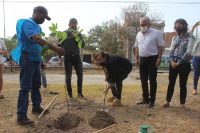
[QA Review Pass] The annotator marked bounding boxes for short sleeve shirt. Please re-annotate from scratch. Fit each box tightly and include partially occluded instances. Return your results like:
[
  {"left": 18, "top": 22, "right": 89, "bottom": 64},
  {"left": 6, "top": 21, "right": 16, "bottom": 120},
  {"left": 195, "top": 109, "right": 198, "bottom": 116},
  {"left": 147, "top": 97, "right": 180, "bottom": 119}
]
[
  {"left": 16, "top": 18, "right": 42, "bottom": 62},
  {"left": 0, "top": 39, "right": 7, "bottom": 64},
  {"left": 134, "top": 28, "right": 165, "bottom": 57}
]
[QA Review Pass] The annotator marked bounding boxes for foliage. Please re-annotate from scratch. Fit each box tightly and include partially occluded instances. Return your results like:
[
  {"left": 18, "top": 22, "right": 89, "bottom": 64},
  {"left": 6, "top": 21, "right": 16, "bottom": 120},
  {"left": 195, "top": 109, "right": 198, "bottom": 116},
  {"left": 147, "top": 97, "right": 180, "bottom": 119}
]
[
  {"left": 3, "top": 37, "right": 17, "bottom": 52},
  {"left": 49, "top": 23, "right": 67, "bottom": 44},
  {"left": 87, "top": 2, "right": 163, "bottom": 57},
  {"left": 40, "top": 23, "right": 67, "bottom": 57},
  {"left": 67, "top": 28, "right": 85, "bottom": 48}
]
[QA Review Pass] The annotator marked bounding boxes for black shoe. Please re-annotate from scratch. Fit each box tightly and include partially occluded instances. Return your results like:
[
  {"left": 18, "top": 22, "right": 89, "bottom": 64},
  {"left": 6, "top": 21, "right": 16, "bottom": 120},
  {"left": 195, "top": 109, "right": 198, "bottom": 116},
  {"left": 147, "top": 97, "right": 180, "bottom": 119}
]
[
  {"left": 137, "top": 101, "right": 149, "bottom": 105},
  {"left": 148, "top": 102, "right": 155, "bottom": 108},
  {"left": 17, "top": 117, "right": 34, "bottom": 125},
  {"left": 68, "top": 94, "right": 73, "bottom": 99},
  {"left": 78, "top": 93, "right": 84, "bottom": 98},
  {"left": 32, "top": 107, "right": 49, "bottom": 114}
]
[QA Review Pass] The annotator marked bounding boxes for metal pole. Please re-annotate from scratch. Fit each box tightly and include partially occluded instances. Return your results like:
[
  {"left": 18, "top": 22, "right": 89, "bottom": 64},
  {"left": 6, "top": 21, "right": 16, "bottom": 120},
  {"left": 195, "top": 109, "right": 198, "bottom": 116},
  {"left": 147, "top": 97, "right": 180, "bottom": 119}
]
[
  {"left": 64, "top": 85, "right": 70, "bottom": 119},
  {"left": 3, "top": 0, "right": 6, "bottom": 38}
]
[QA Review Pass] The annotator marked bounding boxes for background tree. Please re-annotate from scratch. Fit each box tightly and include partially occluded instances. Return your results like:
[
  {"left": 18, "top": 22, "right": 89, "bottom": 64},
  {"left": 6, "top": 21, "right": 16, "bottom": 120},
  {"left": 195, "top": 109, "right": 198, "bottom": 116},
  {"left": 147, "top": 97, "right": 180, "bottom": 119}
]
[{"left": 87, "top": 2, "right": 163, "bottom": 58}]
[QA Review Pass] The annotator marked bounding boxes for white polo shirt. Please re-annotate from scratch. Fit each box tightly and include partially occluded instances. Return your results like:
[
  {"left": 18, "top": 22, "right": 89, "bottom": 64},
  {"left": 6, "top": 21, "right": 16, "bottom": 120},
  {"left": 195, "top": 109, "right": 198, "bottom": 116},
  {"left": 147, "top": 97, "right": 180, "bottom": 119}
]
[
  {"left": 134, "top": 28, "right": 165, "bottom": 57},
  {"left": 0, "top": 39, "right": 7, "bottom": 64}
]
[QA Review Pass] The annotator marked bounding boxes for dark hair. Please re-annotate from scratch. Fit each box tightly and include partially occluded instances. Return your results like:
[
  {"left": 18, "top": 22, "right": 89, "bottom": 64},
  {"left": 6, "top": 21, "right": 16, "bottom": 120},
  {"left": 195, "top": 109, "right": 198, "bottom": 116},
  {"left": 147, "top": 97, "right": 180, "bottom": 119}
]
[
  {"left": 69, "top": 18, "right": 78, "bottom": 24},
  {"left": 174, "top": 18, "right": 188, "bottom": 33},
  {"left": 94, "top": 51, "right": 106, "bottom": 60},
  {"left": 33, "top": 6, "right": 51, "bottom": 20}
]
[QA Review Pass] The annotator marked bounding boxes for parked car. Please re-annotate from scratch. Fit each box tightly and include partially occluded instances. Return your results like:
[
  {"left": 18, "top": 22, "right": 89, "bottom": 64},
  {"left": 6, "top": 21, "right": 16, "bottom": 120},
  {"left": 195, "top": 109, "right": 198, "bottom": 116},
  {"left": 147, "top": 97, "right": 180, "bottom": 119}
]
[
  {"left": 48, "top": 56, "right": 64, "bottom": 66},
  {"left": 82, "top": 61, "right": 92, "bottom": 68},
  {"left": 48, "top": 56, "right": 92, "bottom": 68}
]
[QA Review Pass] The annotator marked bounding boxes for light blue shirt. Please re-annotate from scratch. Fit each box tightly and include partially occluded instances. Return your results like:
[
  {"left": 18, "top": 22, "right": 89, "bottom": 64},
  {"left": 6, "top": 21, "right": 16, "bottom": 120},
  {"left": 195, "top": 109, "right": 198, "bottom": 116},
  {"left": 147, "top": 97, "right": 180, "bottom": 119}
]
[{"left": 14, "top": 18, "right": 42, "bottom": 63}]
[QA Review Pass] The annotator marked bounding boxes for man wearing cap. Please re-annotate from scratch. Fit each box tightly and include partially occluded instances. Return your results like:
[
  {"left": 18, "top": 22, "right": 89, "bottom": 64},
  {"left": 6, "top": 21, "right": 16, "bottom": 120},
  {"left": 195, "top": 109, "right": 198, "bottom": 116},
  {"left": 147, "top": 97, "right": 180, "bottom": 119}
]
[
  {"left": 59, "top": 18, "right": 85, "bottom": 99},
  {"left": 15, "top": 6, "right": 63, "bottom": 125}
]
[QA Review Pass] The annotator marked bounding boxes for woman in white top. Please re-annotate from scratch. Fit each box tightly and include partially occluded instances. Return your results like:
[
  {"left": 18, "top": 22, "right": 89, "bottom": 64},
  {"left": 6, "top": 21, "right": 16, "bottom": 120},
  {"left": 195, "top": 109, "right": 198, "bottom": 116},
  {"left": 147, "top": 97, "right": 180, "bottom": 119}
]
[{"left": 0, "top": 39, "right": 9, "bottom": 99}]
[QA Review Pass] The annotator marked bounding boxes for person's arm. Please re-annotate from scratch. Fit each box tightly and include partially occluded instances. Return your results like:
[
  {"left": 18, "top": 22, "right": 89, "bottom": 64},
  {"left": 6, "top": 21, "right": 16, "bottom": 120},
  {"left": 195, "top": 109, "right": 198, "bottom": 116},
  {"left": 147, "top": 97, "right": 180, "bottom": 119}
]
[
  {"left": 0, "top": 49, "right": 8, "bottom": 56},
  {"left": 31, "top": 34, "right": 64, "bottom": 55},
  {"left": 169, "top": 36, "right": 179, "bottom": 68},
  {"left": 134, "top": 47, "right": 139, "bottom": 66},
  {"left": 23, "top": 21, "right": 64, "bottom": 56},
  {"left": 134, "top": 34, "right": 139, "bottom": 66},
  {"left": 80, "top": 33, "right": 85, "bottom": 48},
  {"left": 0, "top": 40, "right": 8, "bottom": 56},
  {"left": 156, "top": 32, "right": 165, "bottom": 67},
  {"left": 177, "top": 35, "right": 195, "bottom": 65}
]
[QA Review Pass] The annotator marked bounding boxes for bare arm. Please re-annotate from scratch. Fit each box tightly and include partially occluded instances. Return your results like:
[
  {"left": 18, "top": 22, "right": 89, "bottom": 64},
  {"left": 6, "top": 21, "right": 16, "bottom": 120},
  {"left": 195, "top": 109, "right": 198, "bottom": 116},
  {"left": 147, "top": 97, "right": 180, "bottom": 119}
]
[
  {"left": 0, "top": 50, "right": 8, "bottom": 56},
  {"left": 31, "top": 34, "right": 64, "bottom": 56},
  {"left": 134, "top": 47, "right": 139, "bottom": 66}
]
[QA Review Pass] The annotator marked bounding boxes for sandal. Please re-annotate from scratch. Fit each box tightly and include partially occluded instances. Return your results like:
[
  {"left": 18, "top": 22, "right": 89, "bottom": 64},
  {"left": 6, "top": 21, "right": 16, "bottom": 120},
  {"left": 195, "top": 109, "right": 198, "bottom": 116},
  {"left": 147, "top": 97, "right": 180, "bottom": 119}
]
[{"left": 192, "top": 90, "right": 198, "bottom": 95}]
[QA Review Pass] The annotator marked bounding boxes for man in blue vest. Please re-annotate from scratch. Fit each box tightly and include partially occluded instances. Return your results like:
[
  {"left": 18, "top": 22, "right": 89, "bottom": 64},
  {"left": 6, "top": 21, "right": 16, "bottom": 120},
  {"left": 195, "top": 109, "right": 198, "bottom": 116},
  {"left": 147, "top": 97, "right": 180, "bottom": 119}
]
[{"left": 15, "top": 6, "right": 63, "bottom": 125}]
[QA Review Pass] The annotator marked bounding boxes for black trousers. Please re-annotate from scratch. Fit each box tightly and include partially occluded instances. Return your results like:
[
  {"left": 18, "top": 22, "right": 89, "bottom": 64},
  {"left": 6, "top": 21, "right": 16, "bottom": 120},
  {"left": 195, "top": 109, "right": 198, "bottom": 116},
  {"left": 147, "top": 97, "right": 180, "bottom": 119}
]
[
  {"left": 111, "top": 80, "right": 123, "bottom": 100},
  {"left": 110, "top": 65, "right": 132, "bottom": 100},
  {"left": 139, "top": 55, "right": 158, "bottom": 103},
  {"left": 166, "top": 63, "right": 191, "bottom": 104},
  {"left": 64, "top": 54, "right": 83, "bottom": 95}
]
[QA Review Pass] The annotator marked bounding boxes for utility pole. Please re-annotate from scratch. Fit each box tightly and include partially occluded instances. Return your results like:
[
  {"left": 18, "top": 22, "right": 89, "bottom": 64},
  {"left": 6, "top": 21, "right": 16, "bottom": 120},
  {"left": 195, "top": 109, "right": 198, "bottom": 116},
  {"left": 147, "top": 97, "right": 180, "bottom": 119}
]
[
  {"left": 114, "top": 22, "right": 117, "bottom": 54},
  {"left": 3, "top": 0, "right": 6, "bottom": 38}
]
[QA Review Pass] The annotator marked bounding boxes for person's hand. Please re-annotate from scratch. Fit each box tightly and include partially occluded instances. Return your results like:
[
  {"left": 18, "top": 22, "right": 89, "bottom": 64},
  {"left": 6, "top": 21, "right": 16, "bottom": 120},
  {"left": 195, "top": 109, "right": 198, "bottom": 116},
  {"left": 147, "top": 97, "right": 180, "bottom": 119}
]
[
  {"left": 41, "top": 63, "right": 45, "bottom": 70},
  {"left": 135, "top": 60, "right": 139, "bottom": 67},
  {"left": 103, "top": 86, "right": 110, "bottom": 95},
  {"left": 47, "top": 36, "right": 59, "bottom": 46},
  {"left": 170, "top": 61, "right": 177, "bottom": 68},
  {"left": 5, "top": 51, "right": 9, "bottom": 56},
  {"left": 156, "top": 58, "right": 161, "bottom": 67}
]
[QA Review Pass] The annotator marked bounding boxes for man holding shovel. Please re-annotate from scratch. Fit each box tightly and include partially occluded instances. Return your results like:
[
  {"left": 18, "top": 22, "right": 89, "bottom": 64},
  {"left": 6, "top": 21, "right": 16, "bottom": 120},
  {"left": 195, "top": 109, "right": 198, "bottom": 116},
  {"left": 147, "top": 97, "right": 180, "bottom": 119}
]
[{"left": 94, "top": 51, "right": 132, "bottom": 107}]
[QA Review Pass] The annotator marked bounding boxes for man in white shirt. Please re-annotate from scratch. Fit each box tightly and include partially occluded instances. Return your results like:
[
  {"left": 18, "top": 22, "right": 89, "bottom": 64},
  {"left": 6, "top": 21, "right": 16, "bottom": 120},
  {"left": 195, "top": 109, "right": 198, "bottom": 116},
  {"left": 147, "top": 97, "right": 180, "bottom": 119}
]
[
  {"left": 134, "top": 16, "right": 165, "bottom": 108},
  {"left": 0, "top": 39, "right": 9, "bottom": 99}
]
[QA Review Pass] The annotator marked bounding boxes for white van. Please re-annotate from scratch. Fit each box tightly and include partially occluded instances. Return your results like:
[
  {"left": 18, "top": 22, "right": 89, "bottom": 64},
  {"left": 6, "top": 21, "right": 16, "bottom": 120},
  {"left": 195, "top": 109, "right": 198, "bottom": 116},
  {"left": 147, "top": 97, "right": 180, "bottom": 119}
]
[
  {"left": 48, "top": 56, "right": 64, "bottom": 66},
  {"left": 48, "top": 56, "right": 92, "bottom": 68}
]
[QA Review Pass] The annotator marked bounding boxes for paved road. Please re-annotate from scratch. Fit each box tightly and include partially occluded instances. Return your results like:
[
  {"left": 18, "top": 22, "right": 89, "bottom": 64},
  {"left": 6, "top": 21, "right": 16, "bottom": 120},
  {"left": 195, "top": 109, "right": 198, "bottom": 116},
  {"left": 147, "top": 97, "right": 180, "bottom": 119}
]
[{"left": 4, "top": 71, "right": 141, "bottom": 85}]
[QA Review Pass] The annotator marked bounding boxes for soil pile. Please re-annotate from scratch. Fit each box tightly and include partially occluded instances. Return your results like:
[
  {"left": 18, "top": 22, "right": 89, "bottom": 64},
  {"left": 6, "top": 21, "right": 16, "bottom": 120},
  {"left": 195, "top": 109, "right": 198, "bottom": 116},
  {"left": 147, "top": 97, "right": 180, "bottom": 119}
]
[{"left": 88, "top": 111, "right": 116, "bottom": 129}]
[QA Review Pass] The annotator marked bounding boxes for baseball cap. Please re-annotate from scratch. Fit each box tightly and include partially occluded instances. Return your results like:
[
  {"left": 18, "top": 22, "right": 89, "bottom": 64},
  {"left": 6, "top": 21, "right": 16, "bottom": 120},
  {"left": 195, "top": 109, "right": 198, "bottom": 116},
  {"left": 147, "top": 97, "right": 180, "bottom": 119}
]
[
  {"left": 69, "top": 18, "right": 78, "bottom": 24},
  {"left": 33, "top": 6, "right": 51, "bottom": 21}
]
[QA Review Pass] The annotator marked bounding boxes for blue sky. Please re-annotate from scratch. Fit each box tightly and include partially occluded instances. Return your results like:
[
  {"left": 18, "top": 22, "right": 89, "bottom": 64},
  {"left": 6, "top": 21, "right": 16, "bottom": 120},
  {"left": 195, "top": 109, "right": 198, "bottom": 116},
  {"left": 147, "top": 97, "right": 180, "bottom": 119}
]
[{"left": 0, "top": 0, "right": 200, "bottom": 38}]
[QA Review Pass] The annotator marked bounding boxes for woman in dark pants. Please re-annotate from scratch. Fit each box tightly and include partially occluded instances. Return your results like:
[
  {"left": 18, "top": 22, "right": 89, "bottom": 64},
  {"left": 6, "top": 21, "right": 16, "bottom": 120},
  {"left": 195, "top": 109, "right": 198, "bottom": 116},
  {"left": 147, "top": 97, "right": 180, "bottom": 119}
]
[
  {"left": 163, "top": 18, "right": 194, "bottom": 108},
  {"left": 192, "top": 39, "right": 200, "bottom": 95},
  {"left": 94, "top": 51, "right": 132, "bottom": 107}
]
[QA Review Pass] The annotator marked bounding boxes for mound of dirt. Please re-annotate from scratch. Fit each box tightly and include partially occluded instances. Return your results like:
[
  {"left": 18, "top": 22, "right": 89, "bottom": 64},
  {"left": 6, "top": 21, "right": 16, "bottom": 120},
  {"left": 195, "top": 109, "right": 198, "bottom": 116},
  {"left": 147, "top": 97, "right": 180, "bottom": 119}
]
[{"left": 88, "top": 111, "right": 116, "bottom": 129}]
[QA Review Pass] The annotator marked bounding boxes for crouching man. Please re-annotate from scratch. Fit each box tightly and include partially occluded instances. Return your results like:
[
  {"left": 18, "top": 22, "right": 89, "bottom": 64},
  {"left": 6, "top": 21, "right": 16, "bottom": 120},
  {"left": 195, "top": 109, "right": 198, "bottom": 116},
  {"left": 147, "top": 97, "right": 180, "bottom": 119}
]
[{"left": 94, "top": 51, "right": 132, "bottom": 107}]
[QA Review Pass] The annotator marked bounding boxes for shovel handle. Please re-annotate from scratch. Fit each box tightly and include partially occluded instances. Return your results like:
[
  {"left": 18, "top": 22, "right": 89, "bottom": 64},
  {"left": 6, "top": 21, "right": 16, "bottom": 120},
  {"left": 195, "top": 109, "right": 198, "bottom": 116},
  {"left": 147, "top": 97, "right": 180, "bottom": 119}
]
[
  {"left": 94, "top": 124, "right": 116, "bottom": 133},
  {"left": 39, "top": 94, "right": 58, "bottom": 118}
]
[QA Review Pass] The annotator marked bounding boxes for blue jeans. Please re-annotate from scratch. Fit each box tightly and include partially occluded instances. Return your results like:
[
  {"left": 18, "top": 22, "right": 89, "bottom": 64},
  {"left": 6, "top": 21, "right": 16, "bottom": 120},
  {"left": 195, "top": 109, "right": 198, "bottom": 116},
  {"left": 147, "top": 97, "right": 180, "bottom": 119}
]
[
  {"left": 41, "top": 69, "right": 47, "bottom": 88},
  {"left": 193, "top": 56, "right": 200, "bottom": 90},
  {"left": 17, "top": 54, "right": 41, "bottom": 118}
]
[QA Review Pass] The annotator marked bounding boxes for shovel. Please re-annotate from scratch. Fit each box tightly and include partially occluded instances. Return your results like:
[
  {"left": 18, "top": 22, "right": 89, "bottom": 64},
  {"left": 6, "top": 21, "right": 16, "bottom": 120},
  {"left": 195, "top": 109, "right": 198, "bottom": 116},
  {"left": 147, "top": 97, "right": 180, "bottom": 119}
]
[
  {"left": 102, "top": 82, "right": 110, "bottom": 112},
  {"left": 64, "top": 85, "right": 70, "bottom": 120}
]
